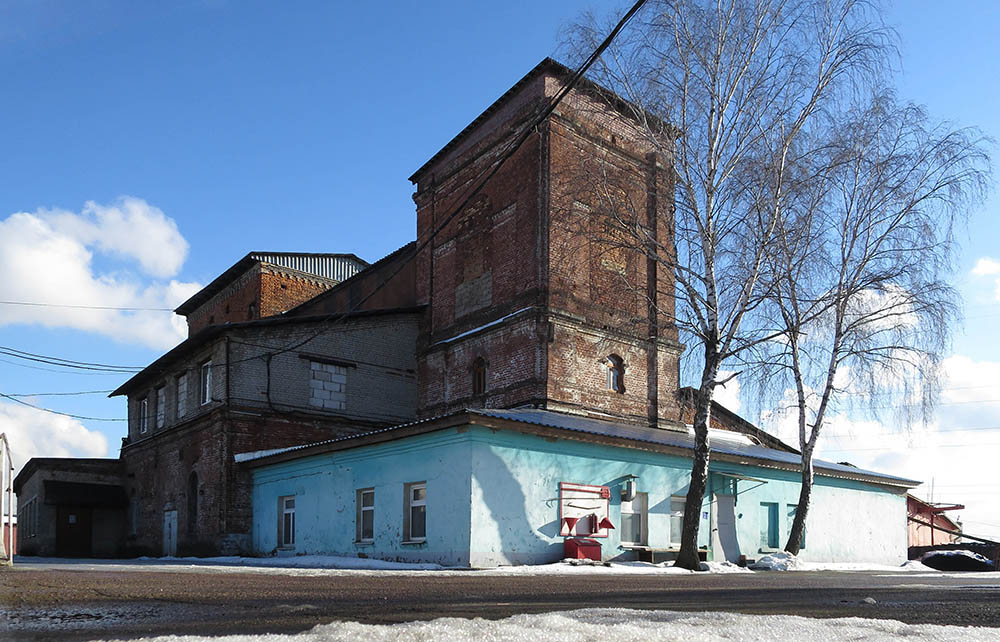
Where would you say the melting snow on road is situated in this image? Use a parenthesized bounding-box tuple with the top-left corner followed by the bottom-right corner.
(86, 608, 1000, 641)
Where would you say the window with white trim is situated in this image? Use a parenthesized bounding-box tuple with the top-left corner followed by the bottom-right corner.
(403, 482, 426, 542)
(278, 496, 295, 548)
(669, 495, 686, 546)
(620, 492, 648, 545)
(138, 397, 149, 434)
(155, 386, 166, 429)
(356, 488, 374, 543)
(199, 360, 212, 405)
(605, 354, 625, 394)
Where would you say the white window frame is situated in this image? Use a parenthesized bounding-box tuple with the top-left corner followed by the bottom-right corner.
(199, 360, 212, 406)
(356, 488, 374, 543)
(620, 491, 648, 546)
(669, 495, 686, 547)
(403, 482, 426, 543)
(278, 495, 295, 548)
(138, 397, 149, 434)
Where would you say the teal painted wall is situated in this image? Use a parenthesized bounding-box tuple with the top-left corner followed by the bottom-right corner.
(251, 429, 473, 566)
(251, 423, 908, 567)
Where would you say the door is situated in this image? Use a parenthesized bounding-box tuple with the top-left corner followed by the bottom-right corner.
(56, 506, 92, 557)
(162, 509, 178, 556)
(711, 494, 741, 562)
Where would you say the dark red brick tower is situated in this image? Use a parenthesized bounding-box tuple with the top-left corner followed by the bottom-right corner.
(411, 59, 683, 428)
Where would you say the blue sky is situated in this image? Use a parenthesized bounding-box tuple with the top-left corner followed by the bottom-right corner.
(1, 1, 998, 540)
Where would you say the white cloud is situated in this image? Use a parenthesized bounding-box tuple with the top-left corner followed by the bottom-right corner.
(0, 198, 201, 350)
(713, 371, 741, 414)
(970, 257, 1000, 301)
(757, 353, 1000, 541)
(971, 257, 1000, 276)
(0, 401, 109, 477)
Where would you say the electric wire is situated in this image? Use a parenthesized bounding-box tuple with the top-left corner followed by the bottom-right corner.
(0, 300, 174, 311)
(0, 345, 142, 372)
(0, 392, 126, 422)
(123, 0, 652, 385)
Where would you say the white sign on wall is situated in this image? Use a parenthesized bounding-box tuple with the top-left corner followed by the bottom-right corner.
(558, 481, 614, 538)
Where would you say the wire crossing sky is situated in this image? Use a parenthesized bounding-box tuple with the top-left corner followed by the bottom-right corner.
(0, 0, 997, 538)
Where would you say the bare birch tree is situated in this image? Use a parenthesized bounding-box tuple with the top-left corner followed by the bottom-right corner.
(755, 95, 989, 554)
(565, 0, 890, 569)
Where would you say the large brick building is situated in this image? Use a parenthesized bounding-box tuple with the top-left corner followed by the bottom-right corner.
(15, 59, 780, 558)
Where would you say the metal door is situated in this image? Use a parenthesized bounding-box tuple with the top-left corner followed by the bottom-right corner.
(711, 494, 741, 562)
(56, 507, 92, 557)
(162, 509, 178, 556)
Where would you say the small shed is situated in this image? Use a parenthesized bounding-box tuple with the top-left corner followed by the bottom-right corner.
(14, 458, 127, 557)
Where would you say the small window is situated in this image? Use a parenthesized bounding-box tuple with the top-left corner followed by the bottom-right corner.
(199, 360, 212, 405)
(669, 495, 685, 546)
(787, 504, 805, 549)
(357, 488, 374, 543)
(279, 496, 295, 548)
(248, 302, 257, 320)
(138, 397, 149, 434)
(620, 492, 648, 545)
(472, 357, 487, 396)
(403, 482, 426, 542)
(760, 502, 779, 549)
(605, 355, 625, 394)
(176, 373, 188, 419)
(155, 386, 166, 429)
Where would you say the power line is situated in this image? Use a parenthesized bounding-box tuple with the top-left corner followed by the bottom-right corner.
(0, 345, 142, 373)
(0, 300, 174, 311)
(0, 357, 127, 376)
(3, 390, 115, 397)
(0, 392, 126, 422)
(128, 0, 651, 386)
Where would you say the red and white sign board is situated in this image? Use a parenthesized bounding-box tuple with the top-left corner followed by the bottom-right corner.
(559, 481, 614, 538)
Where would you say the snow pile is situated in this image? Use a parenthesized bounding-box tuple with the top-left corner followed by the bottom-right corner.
(87, 608, 1000, 641)
(138, 555, 447, 571)
(484, 559, 752, 575)
(749, 551, 807, 571)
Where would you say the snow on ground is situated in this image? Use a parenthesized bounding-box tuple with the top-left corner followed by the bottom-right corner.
(87, 608, 1000, 641)
(20, 554, 934, 576)
(750, 551, 937, 573)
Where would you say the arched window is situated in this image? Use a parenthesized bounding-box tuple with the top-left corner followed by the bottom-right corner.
(605, 355, 625, 394)
(472, 357, 487, 396)
(187, 472, 198, 536)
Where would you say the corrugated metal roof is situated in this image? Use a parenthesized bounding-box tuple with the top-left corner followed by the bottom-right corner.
(238, 407, 919, 488)
(250, 253, 366, 283)
(472, 408, 919, 486)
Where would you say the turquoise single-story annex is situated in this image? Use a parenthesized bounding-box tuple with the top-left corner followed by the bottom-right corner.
(237, 409, 918, 567)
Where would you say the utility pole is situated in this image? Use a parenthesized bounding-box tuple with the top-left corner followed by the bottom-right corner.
(0, 433, 12, 566)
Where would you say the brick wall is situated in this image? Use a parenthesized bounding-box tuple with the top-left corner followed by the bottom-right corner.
(411, 64, 682, 425)
(186, 264, 340, 336)
(122, 408, 370, 556)
(290, 244, 417, 316)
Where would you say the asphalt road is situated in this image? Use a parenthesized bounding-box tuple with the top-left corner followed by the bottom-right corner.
(3, 560, 1000, 640)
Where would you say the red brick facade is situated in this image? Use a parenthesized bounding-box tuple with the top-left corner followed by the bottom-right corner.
(412, 60, 683, 427)
(185, 265, 340, 336)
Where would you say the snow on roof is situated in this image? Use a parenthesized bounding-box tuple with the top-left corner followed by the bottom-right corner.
(235, 407, 919, 488)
